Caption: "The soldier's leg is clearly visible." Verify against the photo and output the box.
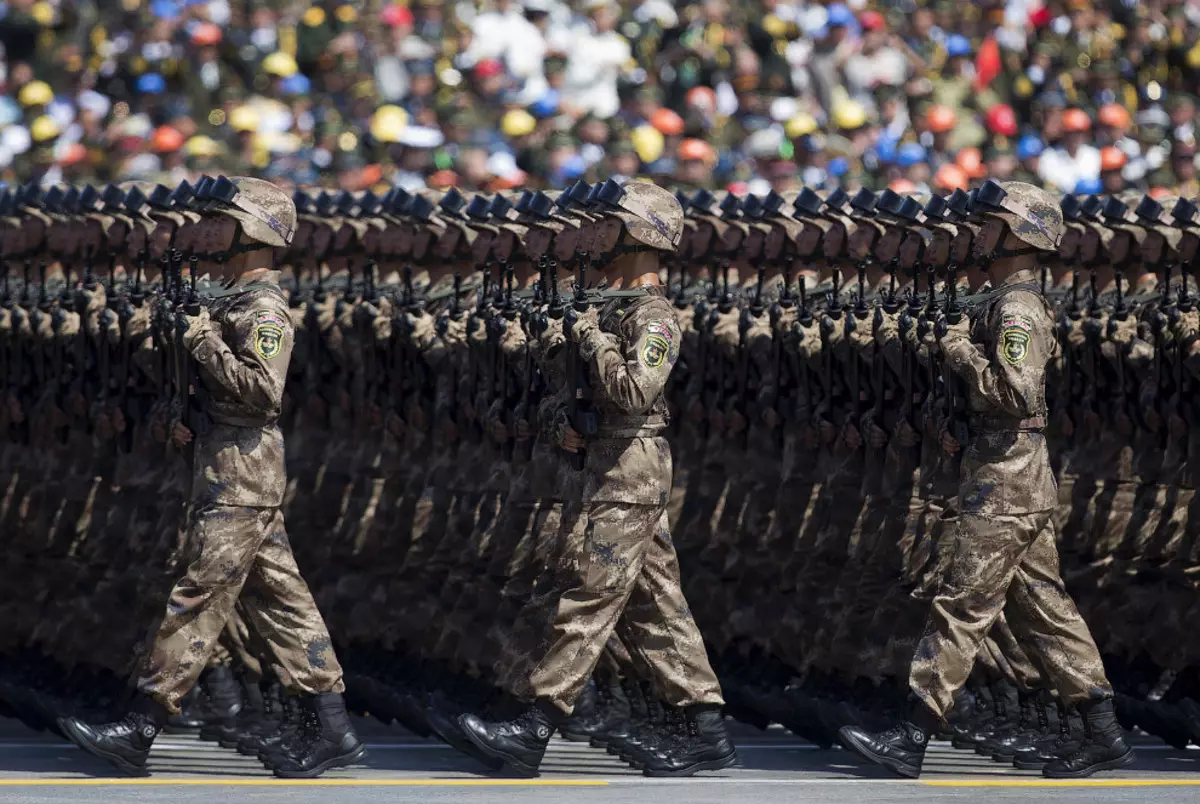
[1002,516,1112,709]
[238,509,344,696]
[528,504,720,713]
[910,511,1105,719]
[137,505,285,714]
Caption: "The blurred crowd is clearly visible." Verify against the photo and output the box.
[1,0,1198,198]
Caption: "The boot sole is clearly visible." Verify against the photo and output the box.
[1041,748,1135,779]
[59,719,150,777]
[460,728,540,777]
[428,717,505,771]
[838,728,921,779]
[1012,757,1049,770]
[642,751,738,778]
[272,745,368,779]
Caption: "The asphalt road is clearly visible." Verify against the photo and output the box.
[3,717,1200,803]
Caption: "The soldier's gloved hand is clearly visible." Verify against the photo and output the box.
[515,417,533,441]
[386,411,407,440]
[567,305,599,343]
[863,417,888,449]
[817,418,836,444]
[1173,308,1200,342]
[762,407,780,429]
[939,427,960,456]
[5,393,23,425]
[182,307,212,350]
[935,314,970,344]
[841,421,862,450]
[489,420,510,443]
[727,409,747,433]
[894,418,920,448]
[171,421,194,450]
[1106,314,1138,348]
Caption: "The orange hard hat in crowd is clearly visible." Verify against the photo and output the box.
[934,163,969,192]
[956,147,986,178]
[926,104,958,134]
[1100,146,1127,171]
[151,125,185,153]
[889,178,917,193]
[1097,103,1131,131]
[1062,108,1091,132]
[985,103,1017,137]
[650,107,685,136]
[678,137,714,162]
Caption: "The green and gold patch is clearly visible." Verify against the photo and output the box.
[255,324,284,359]
[641,333,670,368]
[1000,327,1030,365]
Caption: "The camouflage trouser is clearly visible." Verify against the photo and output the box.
[910,510,1111,719]
[137,504,344,714]
[527,500,723,714]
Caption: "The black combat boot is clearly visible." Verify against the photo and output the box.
[259,694,316,765]
[458,700,562,776]
[990,691,1058,762]
[838,698,939,779]
[558,678,599,741]
[58,694,167,776]
[641,704,738,777]
[197,665,243,744]
[600,680,644,754]
[270,692,367,779]
[164,687,204,733]
[1013,701,1082,770]
[1042,699,1134,779]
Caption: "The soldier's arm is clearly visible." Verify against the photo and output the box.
[941,297,1047,418]
[189,296,293,413]
[577,309,679,415]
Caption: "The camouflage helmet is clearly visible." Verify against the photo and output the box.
[213,177,297,248]
[596,179,683,251]
[974,180,1064,252]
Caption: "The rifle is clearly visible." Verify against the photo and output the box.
[943,263,969,445]
[566,254,597,469]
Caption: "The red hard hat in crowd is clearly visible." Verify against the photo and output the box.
[934,163,968,192]
[678,137,714,162]
[1062,108,1091,133]
[1100,146,1127,171]
[859,11,885,31]
[926,104,958,134]
[1097,103,1131,131]
[151,125,184,153]
[956,147,986,178]
[651,107,685,135]
[985,104,1017,137]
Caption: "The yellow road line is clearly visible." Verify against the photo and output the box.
[0,779,609,787]
[924,779,1200,787]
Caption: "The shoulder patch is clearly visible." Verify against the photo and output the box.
[646,320,674,342]
[1000,327,1030,365]
[641,333,671,368]
[1001,312,1033,333]
[253,313,286,360]
[253,310,288,330]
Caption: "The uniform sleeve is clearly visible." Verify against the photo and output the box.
[942,296,1048,418]
[190,295,293,414]
[579,306,680,415]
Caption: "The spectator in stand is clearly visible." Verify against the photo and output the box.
[0,0,1195,198]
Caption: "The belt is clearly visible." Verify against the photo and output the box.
[969,415,1046,432]
[209,412,280,429]
[594,414,667,439]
